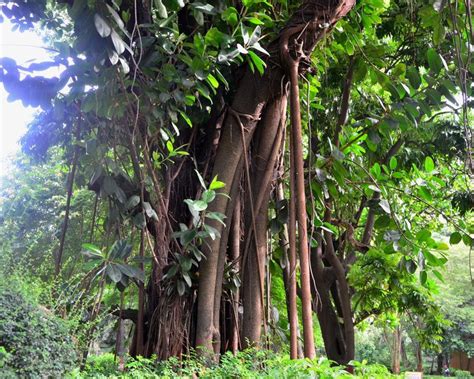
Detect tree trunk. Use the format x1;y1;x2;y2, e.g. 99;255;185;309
193;0;356;354
391;326;402;374
401;336;409;368
437;353;444;375
416;343;423;372
241;98;286;347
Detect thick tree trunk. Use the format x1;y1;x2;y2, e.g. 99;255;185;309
195;69;267;353
437;353;444;374
194;0;356;354
241;98;286;347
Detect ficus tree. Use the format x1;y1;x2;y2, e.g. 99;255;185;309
0;0;472;367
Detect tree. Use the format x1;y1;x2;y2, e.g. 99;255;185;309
0;0;472;366
435;242;474;371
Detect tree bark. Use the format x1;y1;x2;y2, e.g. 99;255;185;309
286;56;316;359
241;98;286;347
55;119;81;276
392;326;402;374
194;0;356;354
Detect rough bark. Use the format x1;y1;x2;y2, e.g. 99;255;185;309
194;0;356;354
392;326;402;374
241;98;286;347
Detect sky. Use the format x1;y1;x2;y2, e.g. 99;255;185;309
0;19;57;173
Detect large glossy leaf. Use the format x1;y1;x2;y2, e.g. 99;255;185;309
106;264;122;283
109;240;132;260
427;48;443;74
81;243;103;259
94;14;111;38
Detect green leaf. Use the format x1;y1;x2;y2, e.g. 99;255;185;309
143;202;158;220
221;7;238;26
247;51;266;75
420;270;427;285
439;84;458;105
432;270;444;283
103;176;118;196
106;264;122;283
207;73;219;89
154;0;168;18
204;224;220;240
424;156;435;172
405;258;417;274
177;280;185;296
433;23;445;45
175;228;197;246
353;57;368;82
81;243;103;259
133;212;147;228
427;48;443;74
184;199;208;213
418;187;433;202
209;175;225;190
205;27;228;48
90;167;103;186
118;264;145;283
374;215;391;229
205;211;226;225
194;170;207;189
247;17;264;25
202;190;216;203
180;257;193;272
182;272;192;287
110;30;126;55
94;14;111;38
192;3;216;14
109;240;132;260
436;242;449;250
449;231;462;245
379;199;391;214
371;163;381;178
179;111;192;127
218;48;240;64
164;265;178;279
422;249;438;265
425;88;442;105
416;229;431;242
389;157;397;170
406;67;421;89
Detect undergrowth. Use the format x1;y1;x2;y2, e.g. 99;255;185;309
67;349;399;378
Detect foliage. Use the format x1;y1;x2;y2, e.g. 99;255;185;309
435;243;474;358
355;326;392;369
0;286;77;377
0;0;472;370
68;349;401;378
454;370;472;379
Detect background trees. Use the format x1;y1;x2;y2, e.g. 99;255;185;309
0;0;472;371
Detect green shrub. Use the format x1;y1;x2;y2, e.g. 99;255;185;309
0;287;77;377
68;349;401;378
454;370;472;379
